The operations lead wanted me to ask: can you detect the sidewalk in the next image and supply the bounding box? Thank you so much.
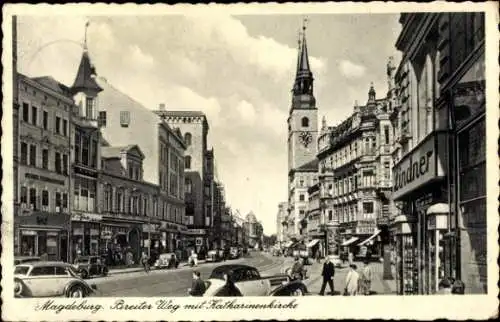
[108,259,208,276]
[305,261,396,295]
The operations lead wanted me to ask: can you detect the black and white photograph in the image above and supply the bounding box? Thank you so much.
[2,2,498,321]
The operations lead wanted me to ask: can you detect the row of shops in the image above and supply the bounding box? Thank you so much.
[14,211,207,264]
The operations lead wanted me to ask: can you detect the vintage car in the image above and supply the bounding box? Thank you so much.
[203,264,308,296]
[14,261,97,298]
[14,256,41,266]
[154,253,179,269]
[73,255,108,279]
[229,247,240,259]
[206,249,223,262]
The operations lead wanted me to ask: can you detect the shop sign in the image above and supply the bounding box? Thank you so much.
[25,173,65,186]
[101,231,113,240]
[392,132,447,201]
[73,213,102,222]
[21,230,37,236]
[142,223,159,233]
[17,212,70,227]
[188,229,207,235]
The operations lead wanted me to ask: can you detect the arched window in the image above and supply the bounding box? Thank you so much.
[301,117,309,127]
[184,132,192,146]
[185,178,192,193]
[184,155,191,169]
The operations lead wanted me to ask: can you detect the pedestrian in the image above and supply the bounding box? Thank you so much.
[344,264,360,296]
[438,277,454,294]
[348,251,354,266]
[187,271,207,296]
[316,251,321,263]
[141,250,150,273]
[215,271,243,296]
[319,256,335,296]
[360,259,373,295]
[290,256,305,280]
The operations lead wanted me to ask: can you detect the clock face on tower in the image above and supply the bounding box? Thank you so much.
[299,131,313,148]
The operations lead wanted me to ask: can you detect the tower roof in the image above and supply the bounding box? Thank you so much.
[298,28,310,73]
[71,50,102,94]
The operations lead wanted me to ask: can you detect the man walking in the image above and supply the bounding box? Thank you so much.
[188,271,207,296]
[319,256,335,295]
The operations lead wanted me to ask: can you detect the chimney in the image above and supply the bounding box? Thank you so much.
[159,103,165,111]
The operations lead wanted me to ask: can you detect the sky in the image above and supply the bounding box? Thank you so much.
[17,13,402,235]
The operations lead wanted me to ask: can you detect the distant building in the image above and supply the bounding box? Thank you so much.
[244,212,263,249]
[276,202,288,247]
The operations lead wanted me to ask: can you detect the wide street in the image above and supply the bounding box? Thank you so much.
[91,252,288,297]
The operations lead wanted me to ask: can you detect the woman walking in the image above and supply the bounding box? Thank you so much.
[344,264,360,296]
[360,259,373,295]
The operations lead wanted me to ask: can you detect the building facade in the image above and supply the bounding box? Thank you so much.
[95,76,187,257]
[287,26,319,244]
[14,74,74,262]
[276,202,288,248]
[390,12,486,295]
[155,110,214,252]
[244,212,263,249]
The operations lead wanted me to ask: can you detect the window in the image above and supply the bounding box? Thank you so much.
[116,190,124,212]
[98,111,107,127]
[185,178,192,193]
[63,119,68,136]
[82,135,89,166]
[86,97,94,119]
[31,266,55,276]
[74,132,81,164]
[55,116,61,134]
[299,194,305,201]
[63,154,68,175]
[29,144,37,166]
[20,187,27,205]
[384,125,390,145]
[129,165,134,179]
[91,139,98,168]
[42,111,49,130]
[184,156,191,169]
[301,117,309,127]
[29,188,36,209]
[42,190,49,207]
[55,267,68,276]
[42,149,49,169]
[184,132,192,146]
[143,198,148,216]
[56,192,62,209]
[363,202,374,214]
[21,142,28,165]
[328,210,333,221]
[450,13,485,72]
[55,152,61,174]
[384,162,391,180]
[63,193,68,209]
[120,111,130,127]
[22,103,29,122]
[31,105,38,125]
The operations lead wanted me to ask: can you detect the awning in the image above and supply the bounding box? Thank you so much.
[358,229,381,246]
[306,239,320,248]
[341,237,359,246]
[283,241,294,248]
[427,203,450,215]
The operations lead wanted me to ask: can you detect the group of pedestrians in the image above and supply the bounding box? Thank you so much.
[318,257,374,296]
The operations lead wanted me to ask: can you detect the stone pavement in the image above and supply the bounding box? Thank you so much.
[304,260,396,295]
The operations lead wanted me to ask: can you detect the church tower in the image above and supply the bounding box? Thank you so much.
[287,21,318,173]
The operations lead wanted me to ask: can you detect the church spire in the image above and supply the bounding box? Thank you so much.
[292,18,314,98]
[71,21,102,94]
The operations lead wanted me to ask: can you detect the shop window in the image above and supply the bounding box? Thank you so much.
[29,144,37,166]
[21,142,28,165]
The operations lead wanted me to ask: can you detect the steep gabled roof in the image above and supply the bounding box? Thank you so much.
[71,51,102,94]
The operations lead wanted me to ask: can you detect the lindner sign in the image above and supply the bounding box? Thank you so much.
[392,132,447,200]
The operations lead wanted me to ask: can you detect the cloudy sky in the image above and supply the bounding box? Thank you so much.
[17,12,402,234]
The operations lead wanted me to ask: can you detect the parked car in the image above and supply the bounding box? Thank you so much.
[203,264,307,296]
[154,253,179,269]
[73,255,108,279]
[14,256,41,266]
[206,249,223,262]
[327,254,343,268]
[14,261,97,298]
[229,247,240,259]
